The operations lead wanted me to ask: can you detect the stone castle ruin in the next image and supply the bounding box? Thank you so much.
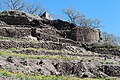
[0,10,100,44]
[0,10,120,79]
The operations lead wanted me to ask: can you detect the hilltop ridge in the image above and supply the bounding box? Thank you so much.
[0,10,119,80]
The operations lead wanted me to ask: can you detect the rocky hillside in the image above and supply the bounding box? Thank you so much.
[0,10,119,80]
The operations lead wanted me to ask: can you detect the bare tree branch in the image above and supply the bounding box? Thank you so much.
[101,32,120,46]
[62,8,81,24]
[25,1,46,16]
[62,8,103,28]
[3,0,26,11]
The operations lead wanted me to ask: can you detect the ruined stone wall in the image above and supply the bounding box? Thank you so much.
[36,28,59,36]
[66,27,100,44]
[0,27,32,38]
[0,15,30,25]
[0,40,69,50]
[89,48,120,56]
[0,10,100,44]
[0,27,81,47]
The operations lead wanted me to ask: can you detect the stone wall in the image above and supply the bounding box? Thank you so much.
[51,19,76,30]
[0,10,101,44]
[36,28,59,36]
[89,48,120,56]
[0,27,32,38]
[0,15,30,25]
[65,27,100,44]
[0,40,70,50]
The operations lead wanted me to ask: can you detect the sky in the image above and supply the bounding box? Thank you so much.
[3,0,120,36]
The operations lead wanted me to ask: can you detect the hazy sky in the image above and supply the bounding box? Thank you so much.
[11,0,120,36]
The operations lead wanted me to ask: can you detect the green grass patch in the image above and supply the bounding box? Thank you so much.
[0,36,26,41]
[25,48,61,53]
[0,69,116,80]
[0,50,95,61]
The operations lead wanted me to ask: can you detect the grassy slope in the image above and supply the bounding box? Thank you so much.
[0,50,118,80]
[0,50,92,60]
[0,69,115,80]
